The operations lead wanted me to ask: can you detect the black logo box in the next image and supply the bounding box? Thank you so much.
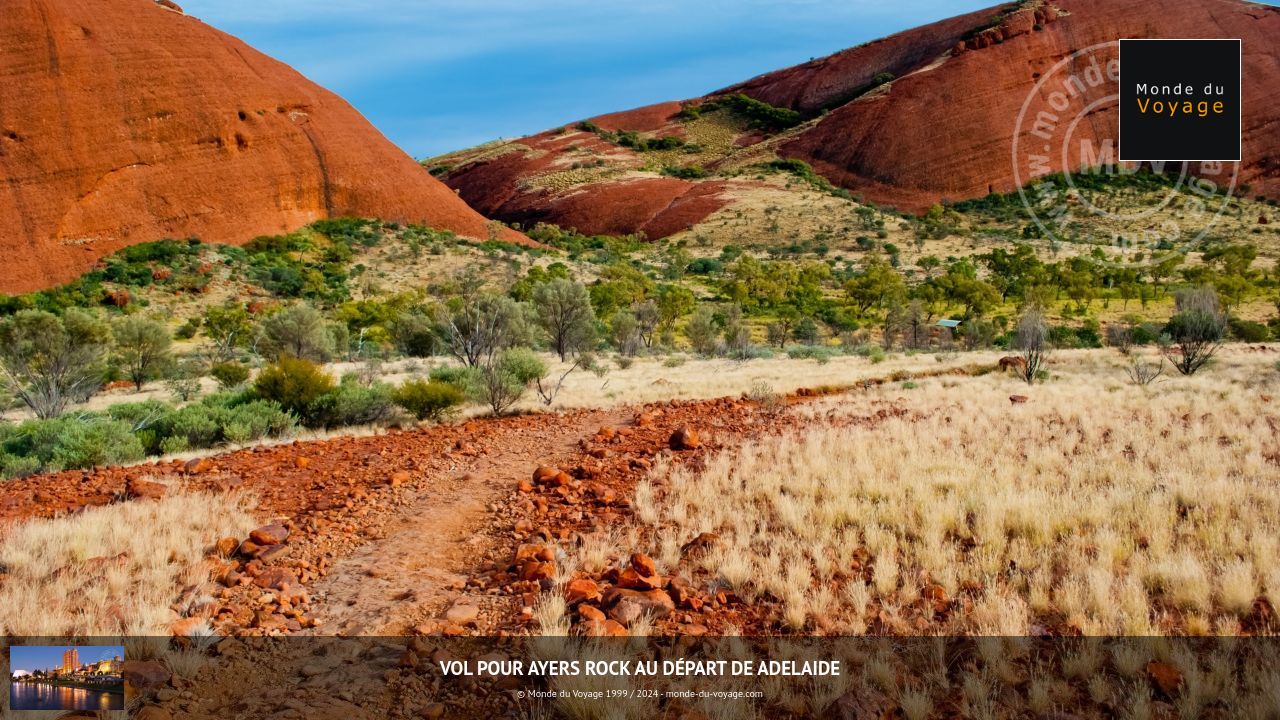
[1118,38,1241,163]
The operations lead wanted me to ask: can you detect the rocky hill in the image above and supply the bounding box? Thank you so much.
[0,0,528,294]
[432,0,1279,239]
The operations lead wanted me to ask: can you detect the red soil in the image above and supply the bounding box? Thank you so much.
[0,0,528,294]
[587,101,684,133]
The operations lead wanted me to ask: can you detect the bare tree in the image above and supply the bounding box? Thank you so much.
[0,309,112,418]
[535,353,595,406]
[1014,306,1049,385]
[1125,355,1165,386]
[438,295,528,368]
[1162,287,1226,376]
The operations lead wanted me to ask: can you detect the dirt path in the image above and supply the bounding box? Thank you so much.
[307,408,630,635]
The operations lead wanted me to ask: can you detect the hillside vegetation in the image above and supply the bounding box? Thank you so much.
[1,178,1277,479]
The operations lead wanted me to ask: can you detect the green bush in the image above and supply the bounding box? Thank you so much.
[662,165,708,179]
[428,365,481,392]
[103,394,294,454]
[0,416,144,477]
[309,376,397,428]
[392,379,466,421]
[210,361,251,389]
[1229,318,1270,342]
[786,345,837,363]
[472,348,546,415]
[252,357,337,421]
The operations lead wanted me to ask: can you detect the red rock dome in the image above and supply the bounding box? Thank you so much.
[0,0,529,294]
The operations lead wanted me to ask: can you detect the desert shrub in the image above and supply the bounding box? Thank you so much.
[662,165,708,180]
[0,309,113,419]
[112,316,173,391]
[165,377,202,402]
[685,258,723,275]
[473,348,546,415]
[428,365,481,392]
[253,357,336,421]
[0,452,41,479]
[1129,322,1163,346]
[392,379,466,421]
[1163,287,1226,375]
[786,345,837,364]
[258,304,335,362]
[174,317,201,340]
[1229,318,1270,342]
[308,376,398,429]
[165,397,294,450]
[707,93,801,131]
[1105,324,1133,353]
[210,361,251,389]
[854,344,886,363]
[0,416,144,477]
[390,310,438,357]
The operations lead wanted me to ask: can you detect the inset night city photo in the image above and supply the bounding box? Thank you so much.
[8,645,125,712]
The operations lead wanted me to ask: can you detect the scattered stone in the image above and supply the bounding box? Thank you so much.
[183,458,212,475]
[445,603,479,626]
[135,707,173,720]
[123,660,171,693]
[564,578,600,605]
[680,532,720,557]
[390,470,411,487]
[669,426,701,451]
[249,523,289,546]
[214,537,239,557]
[1147,661,1183,695]
[630,553,658,577]
[126,477,167,501]
[607,588,674,621]
[617,567,663,590]
[252,567,299,591]
[169,617,205,637]
[532,466,560,484]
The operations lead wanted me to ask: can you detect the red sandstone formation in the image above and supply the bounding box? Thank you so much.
[0,0,528,294]
[440,0,1278,231]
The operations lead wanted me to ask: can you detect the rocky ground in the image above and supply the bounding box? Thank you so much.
[1,383,857,718]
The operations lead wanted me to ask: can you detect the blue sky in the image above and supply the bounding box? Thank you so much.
[180,0,995,158]
[9,646,124,674]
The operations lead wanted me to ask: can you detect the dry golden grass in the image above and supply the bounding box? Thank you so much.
[620,346,1280,635]
[0,483,256,636]
[518,349,998,411]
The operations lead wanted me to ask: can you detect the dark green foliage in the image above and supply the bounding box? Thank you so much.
[308,375,398,429]
[1229,318,1270,342]
[686,258,723,275]
[662,165,709,179]
[392,379,466,421]
[210,361,251,389]
[428,365,482,391]
[705,93,802,131]
[0,415,145,478]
